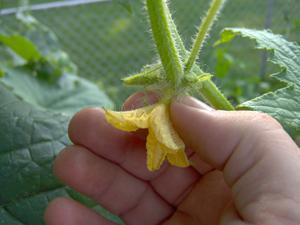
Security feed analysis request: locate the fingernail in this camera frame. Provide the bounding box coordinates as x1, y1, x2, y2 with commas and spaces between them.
122, 91, 160, 110
177, 96, 214, 111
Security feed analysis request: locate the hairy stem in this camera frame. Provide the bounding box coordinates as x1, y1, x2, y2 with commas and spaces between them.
199, 81, 234, 110
146, 0, 183, 87
167, 13, 189, 59
185, 0, 226, 72
146, 0, 233, 110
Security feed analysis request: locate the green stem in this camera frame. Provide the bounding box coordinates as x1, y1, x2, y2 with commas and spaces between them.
167, 13, 189, 59
199, 80, 234, 110
185, 0, 226, 73
123, 64, 162, 86
146, 0, 183, 87
146, 0, 233, 110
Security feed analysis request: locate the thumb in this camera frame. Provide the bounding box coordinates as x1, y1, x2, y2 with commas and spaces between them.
171, 96, 300, 224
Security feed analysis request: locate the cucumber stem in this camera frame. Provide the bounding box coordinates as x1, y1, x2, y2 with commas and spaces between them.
200, 80, 234, 110
185, 0, 226, 73
146, 0, 183, 88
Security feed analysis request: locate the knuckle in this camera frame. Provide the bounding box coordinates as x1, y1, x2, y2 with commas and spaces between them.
250, 112, 282, 130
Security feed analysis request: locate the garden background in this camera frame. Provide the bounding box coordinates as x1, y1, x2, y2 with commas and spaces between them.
0, 0, 299, 225
2, 0, 300, 106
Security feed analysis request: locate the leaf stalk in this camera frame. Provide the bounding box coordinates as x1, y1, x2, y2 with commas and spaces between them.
146, 0, 183, 88
185, 0, 226, 72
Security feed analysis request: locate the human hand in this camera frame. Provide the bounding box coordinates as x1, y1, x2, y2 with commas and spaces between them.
45, 93, 300, 225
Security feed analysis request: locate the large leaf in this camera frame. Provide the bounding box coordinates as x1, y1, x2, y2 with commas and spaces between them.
217, 28, 300, 134
0, 12, 121, 225
0, 83, 68, 224
0, 84, 122, 225
1, 67, 113, 114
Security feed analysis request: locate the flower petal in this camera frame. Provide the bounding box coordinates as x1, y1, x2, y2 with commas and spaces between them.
146, 129, 167, 171
105, 105, 154, 132
167, 150, 190, 167
149, 103, 185, 151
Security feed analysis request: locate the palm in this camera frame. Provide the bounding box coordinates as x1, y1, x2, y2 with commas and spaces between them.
46, 107, 231, 225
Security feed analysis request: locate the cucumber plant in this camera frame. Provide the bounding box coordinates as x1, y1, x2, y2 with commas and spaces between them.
0, 13, 120, 225
105, 0, 300, 171
0, 0, 299, 224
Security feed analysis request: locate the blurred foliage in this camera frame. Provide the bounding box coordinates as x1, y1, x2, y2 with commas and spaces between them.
0, 13, 122, 225
0, 2, 299, 224
213, 44, 284, 105
216, 28, 300, 136
2, 0, 299, 106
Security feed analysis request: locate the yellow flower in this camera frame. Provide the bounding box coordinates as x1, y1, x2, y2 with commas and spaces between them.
105, 103, 190, 171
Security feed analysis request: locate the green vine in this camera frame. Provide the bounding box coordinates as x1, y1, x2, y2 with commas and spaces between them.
185, 0, 226, 73
146, 0, 183, 88
124, 0, 234, 110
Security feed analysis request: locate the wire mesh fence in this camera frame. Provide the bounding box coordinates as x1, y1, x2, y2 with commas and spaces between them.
1, 0, 300, 105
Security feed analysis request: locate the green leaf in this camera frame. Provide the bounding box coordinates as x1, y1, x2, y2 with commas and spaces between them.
1, 67, 113, 114
0, 34, 41, 61
218, 28, 300, 133
0, 84, 122, 225
0, 83, 68, 224
0, 12, 120, 225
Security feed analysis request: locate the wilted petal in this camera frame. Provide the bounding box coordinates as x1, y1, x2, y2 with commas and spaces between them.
105, 105, 154, 132
167, 150, 190, 168
146, 129, 167, 171
105, 102, 190, 171
149, 103, 185, 152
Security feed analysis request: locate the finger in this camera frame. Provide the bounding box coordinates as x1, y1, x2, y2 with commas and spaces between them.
123, 91, 202, 206
54, 145, 173, 224
69, 92, 202, 208
163, 171, 231, 225
189, 152, 214, 175
171, 96, 300, 224
121, 187, 174, 225
69, 107, 163, 180
220, 202, 247, 225
68, 107, 199, 206
150, 165, 200, 206
45, 197, 116, 225
122, 91, 160, 110
124, 92, 214, 176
